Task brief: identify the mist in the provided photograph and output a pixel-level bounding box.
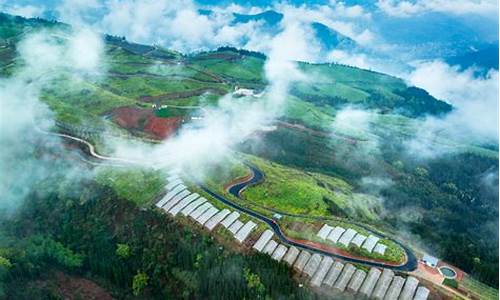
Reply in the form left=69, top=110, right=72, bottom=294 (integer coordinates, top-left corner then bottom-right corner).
left=0, top=27, right=106, bottom=212
left=105, top=16, right=308, bottom=180
left=405, top=61, right=499, bottom=158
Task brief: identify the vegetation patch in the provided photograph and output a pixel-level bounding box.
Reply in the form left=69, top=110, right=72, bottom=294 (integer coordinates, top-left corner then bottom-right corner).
left=95, top=166, right=165, bottom=206
left=242, top=155, right=384, bottom=221
left=281, top=217, right=405, bottom=264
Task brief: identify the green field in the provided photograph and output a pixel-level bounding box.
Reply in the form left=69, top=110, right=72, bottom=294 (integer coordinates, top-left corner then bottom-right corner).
left=202, top=155, right=250, bottom=190
left=1, top=12, right=498, bottom=291
left=0, top=12, right=455, bottom=136
left=281, top=217, right=405, bottom=264
left=95, top=167, right=166, bottom=206
left=461, top=276, right=499, bottom=300
left=242, top=155, right=382, bottom=221
left=188, top=51, right=265, bottom=85
left=284, top=96, right=336, bottom=130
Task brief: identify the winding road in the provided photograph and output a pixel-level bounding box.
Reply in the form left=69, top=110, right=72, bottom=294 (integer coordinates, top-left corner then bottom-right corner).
left=37, top=128, right=138, bottom=165
left=223, top=163, right=418, bottom=272
left=46, top=127, right=417, bottom=272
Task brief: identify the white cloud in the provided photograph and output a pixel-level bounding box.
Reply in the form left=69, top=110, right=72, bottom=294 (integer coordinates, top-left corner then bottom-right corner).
left=327, top=49, right=371, bottom=68
left=211, top=3, right=266, bottom=15
left=275, top=3, right=375, bottom=46
left=405, top=61, right=498, bottom=156
left=67, top=28, right=105, bottom=72
left=326, top=49, right=407, bottom=75
left=328, top=0, right=372, bottom=19
left=108, top=16, right=307, bottom=178
left=55, top=0, right=378, bottom=54
left=0, top=27, right=105, bottom=212
left=331, top=106, right=382, bottom=153
left=57, top=0, right=271, bottom=53
left=169, top=9, right=214, bottom=49
left=56, top=0, right=102, bottom=26
left=99, top=0, right=185, bottom=44
left=332, top=107, right=374, bottom=134
left=377, top=0, right=498, bottom=17
left=17, top=28, right=106, bottom=78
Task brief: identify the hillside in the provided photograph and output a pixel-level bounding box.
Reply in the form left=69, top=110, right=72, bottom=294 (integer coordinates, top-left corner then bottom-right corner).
left=0, top=12, right=498, bottom=299
left=0, top=12, right=451, bottom=135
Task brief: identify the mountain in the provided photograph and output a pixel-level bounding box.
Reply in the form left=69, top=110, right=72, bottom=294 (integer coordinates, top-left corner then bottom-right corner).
left=228, top=8, right=498, bottom=70
left=372, top=11, right=499, bottom=69
left=231, top=10, right=357, bottom=52
left=0, top=12, right=498, bottom=299
left=310, top=22, right=356, bottom=51
left=232, top=10, right=283, bottom=26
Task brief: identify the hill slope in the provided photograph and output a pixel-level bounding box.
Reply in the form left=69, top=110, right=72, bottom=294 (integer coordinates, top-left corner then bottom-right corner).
left=1, top=12, right=498, bottom=291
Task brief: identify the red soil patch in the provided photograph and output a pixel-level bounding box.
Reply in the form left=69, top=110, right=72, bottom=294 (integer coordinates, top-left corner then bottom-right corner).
left=110, top=106, right=183, bottom=140
left=144, top=115, right=183, bottom=140
left=112, top=106, right=152, bottom=129
left=223, top=173, right=253, bottom=191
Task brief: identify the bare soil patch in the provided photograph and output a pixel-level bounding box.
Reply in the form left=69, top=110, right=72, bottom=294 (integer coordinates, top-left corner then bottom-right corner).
left=110, top=106, right=183, bottom=140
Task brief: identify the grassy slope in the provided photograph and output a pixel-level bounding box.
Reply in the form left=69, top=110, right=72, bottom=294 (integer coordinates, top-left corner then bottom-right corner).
left=244, top=155, right=382, bottom=221
left=297, top=62, right=407, bottom=102
left=280, top=216, right=405, bottom=264
left=95, top=167, right=166, bottom=206
left=462, top=275, right=499, bottom=300
left=196, top=153, right=405, bottom=263
left=0, top=13, right=456, bottom=138
left=2, top=14, right=498, bottom=287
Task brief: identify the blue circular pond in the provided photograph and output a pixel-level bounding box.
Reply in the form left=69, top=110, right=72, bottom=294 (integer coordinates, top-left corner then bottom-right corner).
left=439, top=266, right=457, bottom=279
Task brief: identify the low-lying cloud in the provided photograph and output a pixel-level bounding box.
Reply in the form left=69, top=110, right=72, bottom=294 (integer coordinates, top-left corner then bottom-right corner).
left=0, top=0, right=45, bottom=18
left=405, top=60, right=498, bottom=157
left=109, top=18, right=306, bottom=179
left=0, top=27, right=105, bottom=212
left=1, top=0, right=378, bottom=58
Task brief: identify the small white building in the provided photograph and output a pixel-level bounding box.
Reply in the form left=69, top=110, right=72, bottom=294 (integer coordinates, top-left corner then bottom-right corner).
left=233, top=87, right=264, bottom=98
left=422, top=254, right=439, bottom=268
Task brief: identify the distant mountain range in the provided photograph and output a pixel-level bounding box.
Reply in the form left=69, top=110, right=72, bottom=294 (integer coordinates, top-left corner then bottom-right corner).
left=5, top=0, right=499, bottom=71
left=210, top=8, right=499, bottom=71
left=231, top=10, right=357, bottom=52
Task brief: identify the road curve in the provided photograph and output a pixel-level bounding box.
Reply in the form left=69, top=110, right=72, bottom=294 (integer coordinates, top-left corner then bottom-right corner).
left=46, top=128, right=417, bottom=271
left=38, top=127, right=139, bottom=165
left=224, top=163, right=418, bottom=272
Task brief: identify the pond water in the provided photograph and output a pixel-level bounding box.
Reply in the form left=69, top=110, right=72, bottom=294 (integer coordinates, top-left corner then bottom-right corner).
left=440, top=266, right=457, bottom=278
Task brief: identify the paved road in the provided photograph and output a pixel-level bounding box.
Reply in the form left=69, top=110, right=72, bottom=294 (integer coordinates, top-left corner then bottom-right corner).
left=37, top=127, right=139, bottom=165
left=46, top=128, right=417, bottom=271
left=223, top=163, right=418, bottom=272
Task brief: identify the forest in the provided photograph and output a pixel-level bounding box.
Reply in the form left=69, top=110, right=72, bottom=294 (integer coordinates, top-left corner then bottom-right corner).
left=240, top=126, right=499, bottom=288
left=0, top=173, right=323, bottom=299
